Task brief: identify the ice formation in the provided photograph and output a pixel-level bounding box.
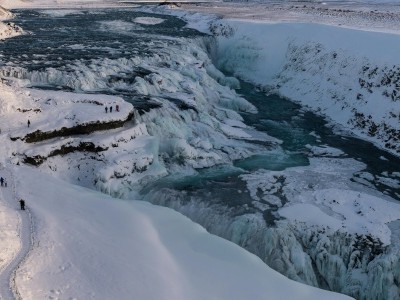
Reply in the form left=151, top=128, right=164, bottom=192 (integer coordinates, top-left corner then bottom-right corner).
left=213, top=21, right=400, bottom=156
left=0, top=5, right=399, bottom=300
left=130, top=7, right=400, bottom=298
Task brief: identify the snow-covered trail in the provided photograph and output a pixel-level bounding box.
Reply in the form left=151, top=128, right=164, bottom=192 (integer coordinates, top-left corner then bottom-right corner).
left=0, top=166, right=34, bottom=300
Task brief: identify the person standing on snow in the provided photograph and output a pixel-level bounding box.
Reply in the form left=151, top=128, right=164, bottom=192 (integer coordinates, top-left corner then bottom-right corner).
left=0, top=177, right=3, bottom=186
left=27, top=119, right=30, bottom=127
left=19, top=199, right=25, bottom=210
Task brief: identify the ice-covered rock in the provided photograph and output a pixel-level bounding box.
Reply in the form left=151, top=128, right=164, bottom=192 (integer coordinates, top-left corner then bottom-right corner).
left=213, top=21, right=400, bottom=156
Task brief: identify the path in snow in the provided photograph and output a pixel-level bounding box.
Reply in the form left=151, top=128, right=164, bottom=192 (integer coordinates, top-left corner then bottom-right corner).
left=0, top=166, right=34, bottom=300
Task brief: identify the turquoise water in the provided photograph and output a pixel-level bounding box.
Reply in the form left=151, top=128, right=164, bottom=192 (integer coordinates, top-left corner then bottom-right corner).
left=2, top=10, right=400, bottom=293
left=2, top=8, right=399, bottom=208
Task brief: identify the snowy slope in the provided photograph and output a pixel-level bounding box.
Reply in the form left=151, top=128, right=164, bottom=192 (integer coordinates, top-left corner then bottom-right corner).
left=0, top=2, right=398, bottom=299
left=132, top=5, right=400, bottom=299
left=0, top=165, right=350, bottom=300
left=144, top=2, right=400, bottom=155
left=0, top=6, right=353, bottom=298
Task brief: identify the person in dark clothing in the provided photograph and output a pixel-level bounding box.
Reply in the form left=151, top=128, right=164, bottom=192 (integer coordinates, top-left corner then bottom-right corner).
left=116, top=104, right=119, bottom=112
left=0, top=177, right=3, bottom=187
left=27, top=119, right=30, bottom=127
left=105, top=106, right=108, bottom=113
left=19, top=199, right=25, bottom=210
left=110, top=106, right=113, bottom=113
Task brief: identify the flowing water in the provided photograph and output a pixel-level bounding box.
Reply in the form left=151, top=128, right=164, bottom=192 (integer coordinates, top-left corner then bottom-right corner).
left=2, top=8, right=400, bottom=295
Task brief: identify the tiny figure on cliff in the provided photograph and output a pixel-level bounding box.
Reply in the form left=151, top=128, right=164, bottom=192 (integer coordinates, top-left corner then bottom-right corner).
left=19, top=199, right=25, bottom=210
left=110, top=106, right=113, bottom=113
left=116, top=104, right=119, bottom=112
left=27, top=119, right=30, bottom=127
left=0, top=177, right=3, bottom=186
left=105, top=106, right=108, bottom=113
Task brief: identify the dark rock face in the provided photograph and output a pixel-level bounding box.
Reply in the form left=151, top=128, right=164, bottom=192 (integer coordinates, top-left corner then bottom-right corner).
left=11, top=112, right=134, bottom=143
left=24, top=142, right=108, bottom=166
left=276, top=42, right=400, bottom=155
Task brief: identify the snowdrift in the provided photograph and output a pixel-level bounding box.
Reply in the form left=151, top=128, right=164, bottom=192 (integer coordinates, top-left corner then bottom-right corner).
left=10, top=166, right=352, bottom=300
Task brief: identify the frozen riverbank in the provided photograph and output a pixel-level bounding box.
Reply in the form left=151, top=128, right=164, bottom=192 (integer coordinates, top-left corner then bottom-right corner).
left=134, top=4, right=400, bottom=299
left=214, top=20, right=400, bottom=155
left=0, top=4, right=399, bottom=299
left=0, top=164, right=350, bottom=300
left=142, top=3, right=400, bottom=156
left=0, top=7, right=354, bottom=299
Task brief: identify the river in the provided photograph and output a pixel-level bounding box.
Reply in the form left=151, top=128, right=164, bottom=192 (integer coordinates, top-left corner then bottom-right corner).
left=2, top=8, right=400, bottom=298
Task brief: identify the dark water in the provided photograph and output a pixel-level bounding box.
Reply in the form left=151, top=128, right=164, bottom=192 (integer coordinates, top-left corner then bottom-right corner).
left=2, top=11, right=400, bottom=293
left=2, top=9, right=203, bottom=68
left=235, top=81, right=400, bottom=199
left=145, top=78, right=400, bottom=209
left=1, top=8, right=399, bottom=207
left=1, top=8, right=205, bottom=112
left=238, top=81, right=400, bottom=175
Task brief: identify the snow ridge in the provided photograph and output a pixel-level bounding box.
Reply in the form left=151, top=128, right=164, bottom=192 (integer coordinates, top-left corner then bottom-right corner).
left=0, top=6, right=23, bottom=40
left=0, top=166, right=34, bottom=300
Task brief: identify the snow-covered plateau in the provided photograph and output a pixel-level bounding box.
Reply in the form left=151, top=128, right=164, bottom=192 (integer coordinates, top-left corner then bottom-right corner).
left=0, top=2, right=399, bottom=300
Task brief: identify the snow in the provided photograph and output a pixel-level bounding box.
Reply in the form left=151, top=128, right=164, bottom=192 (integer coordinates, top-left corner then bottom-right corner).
left=237, top=155, right=400, bottom=297
left=38, top=9, right=84, bottom=16
left=99, top=20, right=143, bottom=34
left=0, top=165, right=349, bottom=300
left=279, top=188, right=400, bottom=246
left=0, top=6, right=23, bottom=40
left=0, top=1, right=399, bottom=299
left=133, top=16, right=165, bottom=25
left=305, top=144, right=346, bottom=157
left=146, top=3, right=400, bottom=155
left=0, top=87, right=133, bottom=141
left=210, top=19, right=400, bottom=155
left=0, top=4, right=354, bottom=298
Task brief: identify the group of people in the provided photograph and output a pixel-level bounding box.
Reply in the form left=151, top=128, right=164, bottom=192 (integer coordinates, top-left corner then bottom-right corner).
left=0, top=176, right=7, bottom=187
left=1, top=176, right=26, bottom=210
left=105, top=104, right=119, bottom=113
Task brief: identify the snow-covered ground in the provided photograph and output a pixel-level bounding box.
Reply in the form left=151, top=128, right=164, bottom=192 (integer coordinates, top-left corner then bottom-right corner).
left=0, top=5, right=23, bottom=39
left=0, top=4, right=355, bottom=299
left=213, top=20, right=400, bottom=155
left=0, top=86, right=351, bottom=299
left=0, top=1, right=399, bottom=299
left=0, top=165, right=349, bottom=299
left=134, top=3, right=400, bottom=298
